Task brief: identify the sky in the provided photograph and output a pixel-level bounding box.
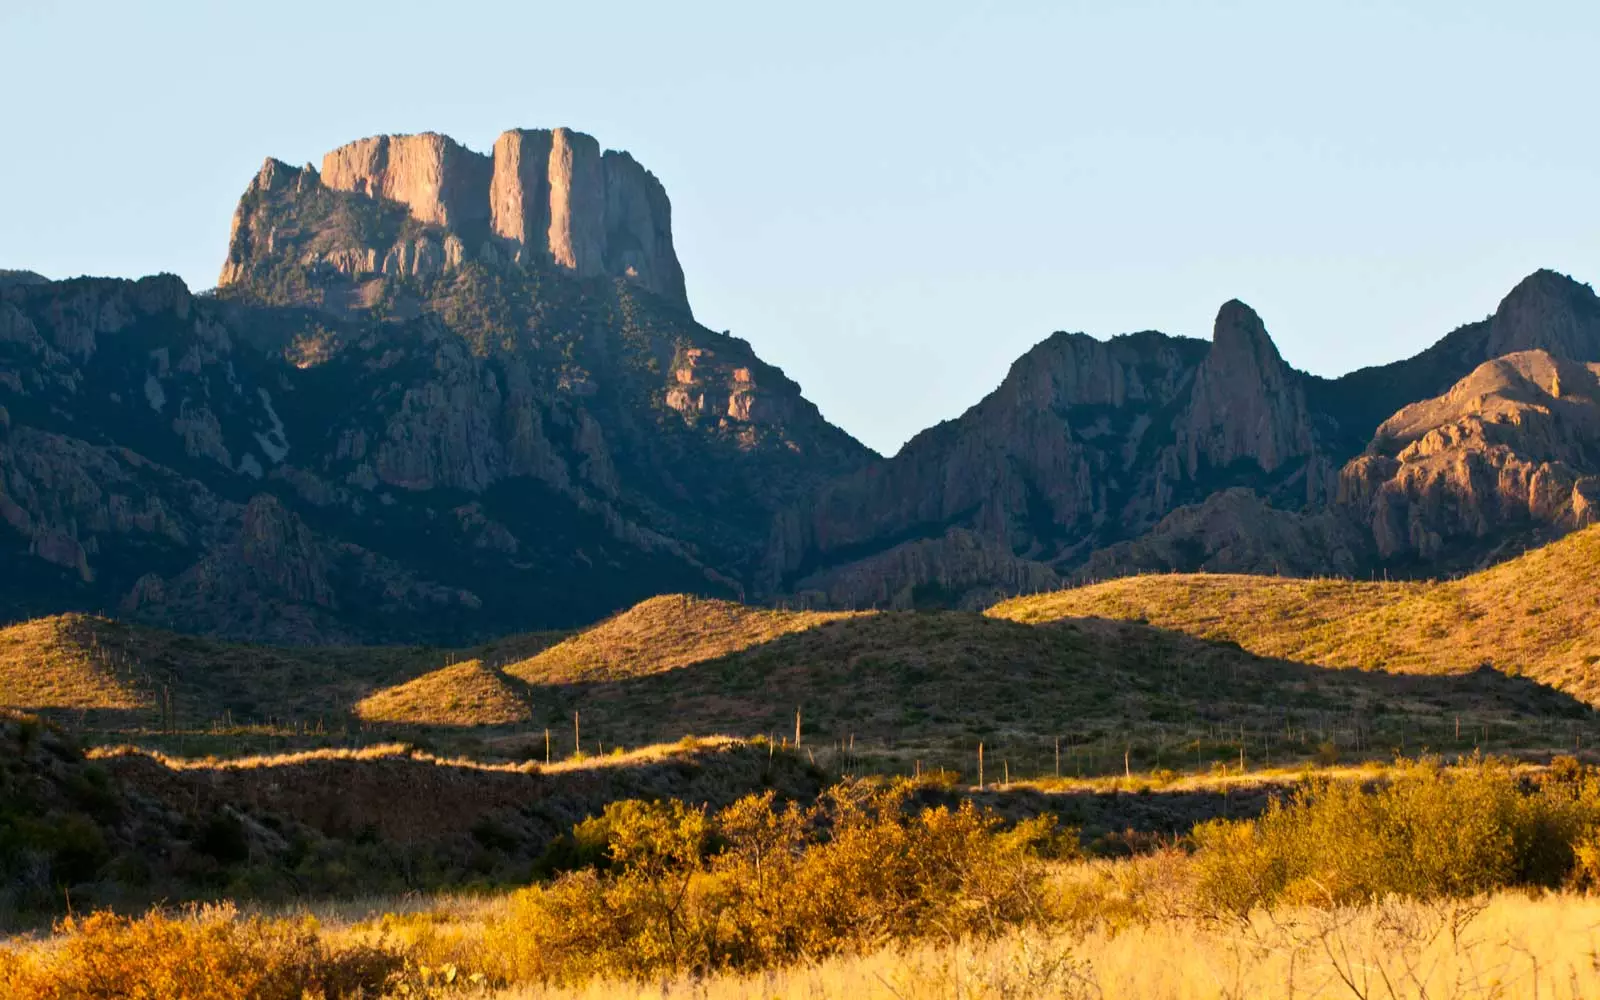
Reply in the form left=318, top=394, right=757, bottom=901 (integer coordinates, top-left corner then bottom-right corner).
left=3, top=1, right=1598, bottom=456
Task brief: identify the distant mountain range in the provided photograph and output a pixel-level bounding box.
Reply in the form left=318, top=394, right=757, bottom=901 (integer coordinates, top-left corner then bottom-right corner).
left=4, top=126, right=1599, bottom=642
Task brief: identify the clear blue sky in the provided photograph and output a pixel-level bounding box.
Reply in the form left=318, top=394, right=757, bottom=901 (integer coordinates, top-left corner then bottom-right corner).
left=3, top=1, right=1597, bottom=455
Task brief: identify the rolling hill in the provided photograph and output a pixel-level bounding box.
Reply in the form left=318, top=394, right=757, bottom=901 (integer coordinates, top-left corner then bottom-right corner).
left=4, top=576, right=1592, bottom=779
left=0, top=612, right=563, bottom=732
left=990, top=523, right=1600, bottom=705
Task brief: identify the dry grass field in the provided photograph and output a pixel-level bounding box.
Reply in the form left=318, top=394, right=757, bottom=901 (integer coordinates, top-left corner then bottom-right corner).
left=12, top=873, right=1600, bottom=998
left=485, top=893, right=1600, bottom=999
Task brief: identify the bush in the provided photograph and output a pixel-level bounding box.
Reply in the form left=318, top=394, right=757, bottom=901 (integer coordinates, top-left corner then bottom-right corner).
left=477, top=781, right=1062, bottom=984
left=0, top=904, right=403, bottom=1000
left=1192, top=757, right=1600, bottom=913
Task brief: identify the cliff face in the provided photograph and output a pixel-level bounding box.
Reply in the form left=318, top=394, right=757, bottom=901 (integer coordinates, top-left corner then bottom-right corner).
left=0, top=128, right=870, bottom=642
left=12, top=124, right=1600, bottom=633
left=220, top=128, right=688, bottom=313
left=1179, top=300, right=1319, bottom=480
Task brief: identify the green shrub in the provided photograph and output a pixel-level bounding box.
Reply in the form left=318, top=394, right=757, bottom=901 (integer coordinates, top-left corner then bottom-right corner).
left=1193, top=757, right=1600, bottom=913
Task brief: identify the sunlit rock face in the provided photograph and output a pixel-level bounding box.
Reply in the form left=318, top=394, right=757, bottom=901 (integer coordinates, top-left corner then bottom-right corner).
left=222, top=127, right=688, bottom=313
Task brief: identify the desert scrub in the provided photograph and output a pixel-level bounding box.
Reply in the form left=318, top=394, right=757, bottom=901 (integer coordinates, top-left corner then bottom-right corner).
left=0, top=903, right=403, bottom=1000
left=1192, top=755, right=1600, bottom=912
left=462, top=781, right=1066, bottom=985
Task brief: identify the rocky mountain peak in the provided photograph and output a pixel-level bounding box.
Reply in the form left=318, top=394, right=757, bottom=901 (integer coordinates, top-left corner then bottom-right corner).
left=1487, top=269, right=1600, bottom=360
left=1178, top=300, right=1314, bottom=477
left=1210, top=299, right=1285, bottom=370
left=220, top=127, right=689, bottom=313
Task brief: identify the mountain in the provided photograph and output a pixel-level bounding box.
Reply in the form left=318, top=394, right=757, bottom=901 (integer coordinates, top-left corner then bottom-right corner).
left=0, top=128, right=872, bottom=641
left=8, top=125, right=1600, bottom=635
left=768, top=270, right=1600, bottom=605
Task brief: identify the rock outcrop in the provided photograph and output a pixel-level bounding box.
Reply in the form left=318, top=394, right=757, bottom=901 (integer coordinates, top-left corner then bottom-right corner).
left=220, top=128, right=689, bottom=313
left=768, top=271, right=1600, bottom=605
left=1486, top=270, right=1600, bottom=360
left=1339, top=350, right=1600, bottom=560
left=1078, top=488, right=1368, bottom=580
left=14, top=124, right=1600, bottom=632
left=1177, top=300, right=1318, bottom=481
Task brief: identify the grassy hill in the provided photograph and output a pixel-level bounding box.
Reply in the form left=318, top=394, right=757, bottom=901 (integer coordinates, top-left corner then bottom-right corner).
left=6, top=532, right=1600, bottom=776
left=355, top=660, right=533, bottom=727
left=0, top=613, right=563, bottom=737
left=0, top=708, right=823, bottom=921
left=990, top=524, right=1600, bottom=705
left=506, top=595, right=858, bottom=685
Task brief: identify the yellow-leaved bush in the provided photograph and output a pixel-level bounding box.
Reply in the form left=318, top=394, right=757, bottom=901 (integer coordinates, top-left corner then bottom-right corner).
left=471, top=780, right=1070, bottom=984
left=0, top=903, right=402, bottom=1000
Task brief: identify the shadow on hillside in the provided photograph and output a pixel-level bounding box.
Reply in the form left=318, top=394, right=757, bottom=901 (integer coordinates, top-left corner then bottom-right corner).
left=956, top=781, right=1285, bottom=845
left=491, top=611, right=1596, bottom=754
left=100, top=740, right=824, bottom=848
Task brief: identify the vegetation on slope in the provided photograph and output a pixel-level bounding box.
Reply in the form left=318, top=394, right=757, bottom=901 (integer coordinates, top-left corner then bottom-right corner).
left=0, top=615, right=150, bottom=712
left=0, top=612, right=563, bottom=734
left=500, top=606, right=1588, bottom=779
left=355, top=660, right=532, bottom=727
left=991, top=523, right=1600, bottom=705
left=505, top=594, right=858, bottom=685
left=4, top=574, right=1593, bottom=777
left=0, top=706, right=826, bottom=924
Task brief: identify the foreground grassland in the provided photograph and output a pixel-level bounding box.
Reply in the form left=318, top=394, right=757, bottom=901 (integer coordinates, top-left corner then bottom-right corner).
left=511, top=895, right=1600, bottom=999
left=12, top=758, right=1600, bottom=998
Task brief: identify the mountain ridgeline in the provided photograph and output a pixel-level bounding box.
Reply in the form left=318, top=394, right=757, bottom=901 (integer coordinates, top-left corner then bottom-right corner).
left=768, top=269, right=1600, bottom=606
left=4, top=125, right=1600, bottom=641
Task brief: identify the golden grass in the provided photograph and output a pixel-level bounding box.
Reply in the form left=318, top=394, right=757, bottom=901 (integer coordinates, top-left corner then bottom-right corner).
left=991, top=523, right=1600, bottom=705
left=0, top=612, right=564, bottom=733
left=506, top=594, right=859, bottom=685
left=0, top=614, right=151, bottom=711
left=480, top=893, right=1600, bottom=999
left=355, top=660, right=532, bottom=727
left=84, top=734, right=743, bottom=775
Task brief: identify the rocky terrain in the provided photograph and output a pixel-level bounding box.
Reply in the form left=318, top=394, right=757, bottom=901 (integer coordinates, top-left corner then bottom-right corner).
left=5, top=124, right=1600, bottom=635
left=0, top=128, right=871, bottom=641
left=770, top=270, right=1600, bottom=605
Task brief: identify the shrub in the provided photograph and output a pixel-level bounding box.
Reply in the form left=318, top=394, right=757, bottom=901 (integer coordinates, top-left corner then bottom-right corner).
left=0, top=904, right=403, bottom=1000
left=478, top=781, right=1061, bottom=984
left=1192, top=757, right=1600, bottom=913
